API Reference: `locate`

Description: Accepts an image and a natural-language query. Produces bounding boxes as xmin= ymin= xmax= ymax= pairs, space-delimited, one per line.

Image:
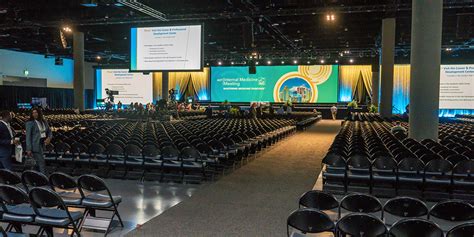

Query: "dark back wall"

xmin=0 ymin=85 xmax=94 ymax=109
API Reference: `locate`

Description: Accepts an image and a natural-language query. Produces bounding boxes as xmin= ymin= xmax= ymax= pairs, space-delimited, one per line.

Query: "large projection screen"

xmin=130 ymin=25 xmax=203 ymax=71
xmin=211 ymin=65 xmax=338 ymax=103
xmin=95 ymin=69 xmax=153 ymax=104
xmin=440 ymin=64 xmax=474 ymax=109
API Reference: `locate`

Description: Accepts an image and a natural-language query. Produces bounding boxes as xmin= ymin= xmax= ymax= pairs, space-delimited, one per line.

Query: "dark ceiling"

xmin=0 ymin=0 xmax=473 ymax=65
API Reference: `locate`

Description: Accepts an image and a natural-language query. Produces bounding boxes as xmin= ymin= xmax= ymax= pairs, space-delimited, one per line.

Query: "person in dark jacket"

xmin=25 ymin=108 xmax=52 ymax=174
xmin=0 ymin=111 xmax=18 ymax=169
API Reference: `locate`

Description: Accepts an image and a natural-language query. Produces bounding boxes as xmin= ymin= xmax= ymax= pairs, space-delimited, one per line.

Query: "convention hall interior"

xmin=0 ymin=0 xmax=473 ymax=236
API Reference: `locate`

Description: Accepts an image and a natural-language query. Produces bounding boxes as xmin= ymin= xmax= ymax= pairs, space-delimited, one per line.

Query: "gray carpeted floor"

xmin=127 ymin=120 xmax=341 ymax=237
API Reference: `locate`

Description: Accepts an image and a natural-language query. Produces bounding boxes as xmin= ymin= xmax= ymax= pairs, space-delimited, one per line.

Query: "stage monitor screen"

xmin=211 ymin=65 xmax=339 ymax=103
xmin=130 ymin=25 xmax=203 ymax=71
xmin=95 ymin=69 xmax=153 ymax=104
xmin=440 ymin=65 xmax=474 ymax=109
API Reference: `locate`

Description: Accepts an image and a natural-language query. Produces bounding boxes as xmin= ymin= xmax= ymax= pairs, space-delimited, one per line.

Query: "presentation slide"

xmin=96 ymin=69 xmax=153 ymax=104
xmin=130 ymin=25 xmax=202 ymax=71
xmin=440 ymin=65 xmax=474 ymax=109
xmin=211 ymin=65 xmax=338 ymax=103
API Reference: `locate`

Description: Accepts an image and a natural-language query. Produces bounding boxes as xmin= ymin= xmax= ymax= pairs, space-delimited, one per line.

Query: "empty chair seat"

xmin=446 ymin=223 xmax=474 ymax=237
xmin=338 ymin=193 xmax=383 ymax=219
xmin=49 ymin=172 xmax=83 ymax=206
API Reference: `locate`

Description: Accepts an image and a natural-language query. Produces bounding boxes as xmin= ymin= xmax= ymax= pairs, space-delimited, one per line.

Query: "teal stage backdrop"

xmin=211 ymin=65 xmax=338 ymax=103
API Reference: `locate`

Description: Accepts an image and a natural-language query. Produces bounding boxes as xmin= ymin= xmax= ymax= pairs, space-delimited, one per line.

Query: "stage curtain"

xmin=190 ymin=67 xmax=210 ymax=101
xmin=392 ymin=65 xmax=411 ymax=114
xmin=339 ymin=65 xmax=372 ymax=102
xmin=152 ymin=72 xmax=163 ymax=101
xmin=169 ymin=72 xmax=191 ymax=100
xmin=353 ymin=72 xmax=370 ymax=104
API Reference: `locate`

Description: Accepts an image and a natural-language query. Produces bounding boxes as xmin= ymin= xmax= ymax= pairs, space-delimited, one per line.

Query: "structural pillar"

xmin=379 ymin=18 xmax=396 ymax=118
xmin=409 ymin=0 xmax=443 ymax=141
xmin=73 ymin=32 xmax=85 ymax=111
xmin=162 ymin=72 xmax=169 ymax=100
xmin=371 ymin=62 xmax=380 ymax=106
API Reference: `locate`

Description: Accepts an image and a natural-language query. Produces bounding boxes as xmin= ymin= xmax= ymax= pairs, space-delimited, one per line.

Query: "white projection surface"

xmin=440 ymin=65 xmax=474 ymax=109
xmin=97 ymin=69 xmax=152 ymax=104
xmin=130 ymin=25 xmax=202 ymax=71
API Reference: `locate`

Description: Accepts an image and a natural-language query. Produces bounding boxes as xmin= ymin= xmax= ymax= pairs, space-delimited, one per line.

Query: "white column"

xmin=409 ymin=0 xmax=443 ymax=141
xmin=379 ymin=18 xmax=396 ymax=118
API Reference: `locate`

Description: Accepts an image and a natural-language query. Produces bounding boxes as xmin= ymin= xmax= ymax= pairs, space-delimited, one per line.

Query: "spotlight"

xmin=349 ymin=58 xmax=354 ymax=63
xmin=445 ymin=48 xmax=452 ymax=52
xmin=217 ymin=61 xmax=222 ymax=65
xmin=255 ymin=61 xmax=259 ymax=65
xmin=293 ymin=60 xmax=298 ymax=64
xmin=281 ymin=61 xmax=285 ymax=64
xmin=206 ymin=62 xmax=209 ymax=66
xmin=320 ymin=59 xmax=325 ymax=64
xmin=96 ymin=55 xmax=101 ymax=60
xmin=267 ymin=60 xmax=272 ymax=65
xmin=331 ymin=14 xmax=335 ymax=21
xmin=335 ymin=60 xmax=339 ymax=63
xmin=62 ymin=26 xmax=72 ymax=33
xmin=231 ymin=61 xmax=234 ymax=65
xmin=307 ymin=61 xmax=311 ymax=64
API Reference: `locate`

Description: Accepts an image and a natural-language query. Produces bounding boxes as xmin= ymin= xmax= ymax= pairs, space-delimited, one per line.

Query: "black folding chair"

xmin=0 ymin=185 xmax=35 ymax=233
xmin=389 ymin=218 xmax=443 ymax=237
xmin=21 ymin=170 xmax=50 ymax=192
xmin=29 ymin=187 xmax=83 ymax=237
xmin=49 ymin=172 xmax=83 ymax=206
xmin=77 ymin=174 xmax=123 ymax=234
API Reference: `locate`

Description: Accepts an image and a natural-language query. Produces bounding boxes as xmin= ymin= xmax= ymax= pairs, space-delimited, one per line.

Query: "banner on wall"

xmin=211 ymin=65 xmax=338 ymax=103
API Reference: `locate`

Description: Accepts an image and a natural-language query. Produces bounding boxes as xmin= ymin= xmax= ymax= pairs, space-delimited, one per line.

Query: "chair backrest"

xmin=446 ymin=223 xmax=474 ymax=237
xmin=0 ymin=184 xmax=29 ymax=205
xmin=389 ymin=218 xmax=443 ymax=237
xmin=322 ymin=153 xmax=346 ymax=167
xmin=29 ymin=187 xmax=64 ymax=208
xmin=453 ymin=159 xmax=474 ymax=175
xmin=124 ymin=144 xmax=142 ymax=157
xmin=446 ymin=154 xmax=469 ymax=166
xmin=106 ymin=143 xmax=124 ymax=156
xmin=339 ymin=193 xmax=382 ymax=218
xmin=88 ymin=143 xmax=105 ymax=155
xmin=425 ymin=158 xmax=453 ymax=174
xmin=347 ymin=155 xmax=371 ymax=169
xmin=161 ymin=145 xmax=179 ymax=159
xmin=336 ymin=213 xmax=387 ymax=237
xmin=286 ymin=208 xmax=335 ymax=236
xmin=0 ymin=169 xmax=21 ymax=185
xmin=429 ymin=200 xmax=474 ymax=222
xmin=142 ymin=145 xmax=160 ymax=157
xmin=21 ymin=170 xmax=50 ymax=192
xmin=49 ymin=172 xmax=78 ymax=190
xmin=179 ymin=147 xmax=201 ymax=160
xmin=372 ymin=156 xmax=397 ymax=170
xmin=383 ymin=196 xmax=428 ymax=218
xmin=298 ymin=190 xmax=339 ymax=210
xmin=398 ymin=157 xmax=424 ymax=172
xmin=78 ymin=174 xmax=107 ymax=192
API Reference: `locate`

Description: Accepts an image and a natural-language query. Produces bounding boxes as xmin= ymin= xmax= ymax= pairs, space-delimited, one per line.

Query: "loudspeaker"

xmin=249 ymin=65 xmax=256 ymax=74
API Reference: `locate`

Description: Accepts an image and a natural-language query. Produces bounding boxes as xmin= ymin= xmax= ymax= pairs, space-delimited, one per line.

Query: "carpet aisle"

xmin=127 ymin=120 xmax=341 ymax=237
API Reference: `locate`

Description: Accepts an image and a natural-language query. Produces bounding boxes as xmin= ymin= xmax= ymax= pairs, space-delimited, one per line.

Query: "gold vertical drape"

xmin=152 ymin=68 xmax=210 ymax=101
xmin=339 ymin=65 xmax=373 ymax=102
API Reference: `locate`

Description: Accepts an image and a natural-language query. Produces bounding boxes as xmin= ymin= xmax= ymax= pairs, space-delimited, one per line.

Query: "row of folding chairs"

xmin=0 ymin=169 xmax=123 ymax=236
xmin=287 ymin=191 xmax=474 ymax=236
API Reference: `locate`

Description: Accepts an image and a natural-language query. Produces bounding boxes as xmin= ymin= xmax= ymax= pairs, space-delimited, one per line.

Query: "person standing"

xmin=25 ymin=108 xmax=52 ymax=174
xmin=0 ymin=111 xmax=18 ymax=169
xmin=331 ymin=104 xmax=338 ymax=120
